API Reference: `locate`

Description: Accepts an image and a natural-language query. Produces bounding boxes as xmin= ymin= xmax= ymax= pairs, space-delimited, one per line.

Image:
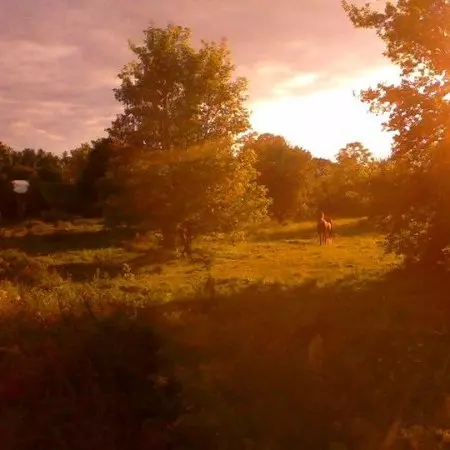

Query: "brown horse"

xmin=317 ymin=212 xmax=333 ymax=245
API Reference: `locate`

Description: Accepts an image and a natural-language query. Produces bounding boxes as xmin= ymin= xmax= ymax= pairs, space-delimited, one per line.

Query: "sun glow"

xmin=249 ymin=66 xmax=401 ymax=160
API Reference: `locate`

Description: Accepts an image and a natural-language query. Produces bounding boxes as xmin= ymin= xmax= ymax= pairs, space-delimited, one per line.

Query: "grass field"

xmin=0 ymin=217 xmax=449 ymax=449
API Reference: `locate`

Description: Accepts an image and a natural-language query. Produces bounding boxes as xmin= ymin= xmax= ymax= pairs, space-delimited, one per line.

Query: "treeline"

xmin=0 ymin=139 xmax=111 ymax=220
xmin=0 ymin=135 xmax=388 ymax=224
xmin=3 ymin=0 xmax=450 ymax=267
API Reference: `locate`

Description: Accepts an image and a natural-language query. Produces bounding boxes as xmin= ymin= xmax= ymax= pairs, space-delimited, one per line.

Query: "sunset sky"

xmin=0 ymin=0 xmax=400 ymax=160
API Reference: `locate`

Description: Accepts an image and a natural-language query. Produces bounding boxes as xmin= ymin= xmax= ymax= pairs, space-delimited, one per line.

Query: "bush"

xmin=0 ymin=301 xmax=183 ymax=450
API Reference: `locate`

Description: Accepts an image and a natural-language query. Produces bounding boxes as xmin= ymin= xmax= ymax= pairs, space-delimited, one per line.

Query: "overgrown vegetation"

xmin=0 ymin=218 xmax=449 ymax=449
xmin=343 ymin=0 xmax=450 ymax=265
xmin=2 ymin=1 xmax=450 ymax=447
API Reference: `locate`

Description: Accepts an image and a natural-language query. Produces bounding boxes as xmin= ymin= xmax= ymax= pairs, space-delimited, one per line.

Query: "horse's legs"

xmin=318 ymin=224 xmax=326 ymax=245
xmin=323 ymin=224 xmax=329 ymax=245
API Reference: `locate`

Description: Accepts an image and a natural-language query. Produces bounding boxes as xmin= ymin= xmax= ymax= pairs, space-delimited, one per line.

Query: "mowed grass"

xmin=0 ymin=217 xmax=449 ymax=449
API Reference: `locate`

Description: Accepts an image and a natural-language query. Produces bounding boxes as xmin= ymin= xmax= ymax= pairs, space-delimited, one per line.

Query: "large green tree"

xmin=366 ymin=156 xmax=397 ymax=219
xmin=343 ymin=0 xmax=450 ymax=265
xmin=62 ymin=144 xmax=91 ymax=183
xmin=108 ymin=138 xmax=268 ymax=254
xmin=106 ymin=24 xmax=268 ymax=248
xmin=108 ymin=24 xmax=249 ymax=155
xmin=244 ymin=133 xmax=314 ymax=222
xmin=309 ymin=157 xmax=335 ymax=214
xmin=333 ymin=142 xmax=375 ymax=216
xmin=309 ymin=143 xmax=375 ymax=218
xmin=75 ymin=138 xmax=114 ymax=216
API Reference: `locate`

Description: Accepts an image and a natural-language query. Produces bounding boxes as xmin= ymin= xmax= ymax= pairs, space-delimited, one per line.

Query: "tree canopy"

xmin=243 ymin=133 xmax=314 ymax=223
xmin=105 ymin=24 xmax=268 ymax=248
xmin=108 ymin=24 xmax=250 ymax=155
xmin=343 ymin=0 xmax=450 ymax=265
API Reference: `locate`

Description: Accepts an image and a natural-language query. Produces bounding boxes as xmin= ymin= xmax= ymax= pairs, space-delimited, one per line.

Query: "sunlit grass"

xmin=0 ymin=217 xmax=448 ymax=449
xmin=1 ymin=217 xmax=399 ymax=295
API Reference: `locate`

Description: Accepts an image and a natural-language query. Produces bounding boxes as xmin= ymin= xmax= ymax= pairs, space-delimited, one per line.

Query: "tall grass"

xmin=0 ymin=218 xmax=448 ymax=449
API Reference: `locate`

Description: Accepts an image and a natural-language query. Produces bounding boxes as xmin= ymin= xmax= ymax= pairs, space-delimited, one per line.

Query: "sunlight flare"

xmin=250 ymin=65 xmax=401 ymax=159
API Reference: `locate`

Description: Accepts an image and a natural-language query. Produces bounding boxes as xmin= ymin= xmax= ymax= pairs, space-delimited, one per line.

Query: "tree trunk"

xmin=178 ymin=224 xmax=194 ymax=259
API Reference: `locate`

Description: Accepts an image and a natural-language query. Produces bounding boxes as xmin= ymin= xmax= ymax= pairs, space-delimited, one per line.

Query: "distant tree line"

xmin=0 ymin=134 xmax=386 ymax=224
xmin=0 ymin=139 xmax=111 ymax=221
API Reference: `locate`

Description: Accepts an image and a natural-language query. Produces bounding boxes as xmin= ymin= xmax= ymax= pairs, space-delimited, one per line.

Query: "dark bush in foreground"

xmin=0 ymin=303 xmax=182 ymax=450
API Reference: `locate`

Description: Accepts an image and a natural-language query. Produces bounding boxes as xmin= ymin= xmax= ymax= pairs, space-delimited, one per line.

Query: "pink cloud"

xmin=0 ymin=0 xmax=391 ymax=155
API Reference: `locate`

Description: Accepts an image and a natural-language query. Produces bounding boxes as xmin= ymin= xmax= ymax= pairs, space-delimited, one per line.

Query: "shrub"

xmin=0 ymin=301 xmax=183 ymax=450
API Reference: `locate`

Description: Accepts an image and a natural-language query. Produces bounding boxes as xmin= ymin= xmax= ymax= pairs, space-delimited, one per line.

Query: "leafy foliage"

xmin=76 ymin=138 xmax=114 ymax=217
xmin=332 ymin=142 xmax=375 ymax=216
xmin=343 ymin=0 xmax=450 ymax=265
xmin=105 ymin=138 xmax=270 ymax=250
xmin=105 ymin=24 xmax=268 ymax=247
xmin=243 ymin=133 xmax=314 ymax=222
xmin=108 ymin=23 xmax=250 ymax=152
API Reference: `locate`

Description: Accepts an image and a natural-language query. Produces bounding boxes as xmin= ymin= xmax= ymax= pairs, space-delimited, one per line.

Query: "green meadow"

xmin=0 ymin=218 xmax=448 ymax=449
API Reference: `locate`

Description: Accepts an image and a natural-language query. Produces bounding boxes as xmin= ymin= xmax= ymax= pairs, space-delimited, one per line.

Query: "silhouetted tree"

xmin=344 ymin=0 xmax=450 ymax=265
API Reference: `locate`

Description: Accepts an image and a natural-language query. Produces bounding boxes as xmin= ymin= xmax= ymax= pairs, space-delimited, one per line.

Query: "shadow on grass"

xmin=152 ymin=266 xmax=450 ymax=449
xmin=127 ymin=247 xmax=214 ymax=272
xmin=2 ymin=265 xmax=450 ymax=449
xmin=0 ymin=228 xmax=135 ymax=255
xmin=52 ymin=247 xmax=176 ymax=281
xmin=53 ymin=247 xmax=204 ymax=281
xmin=54 ymin=261 xmax=125 ymax=282
xmin=128 ymin=248 xmax=177 ymax=268
xmin=253 ymin=218 xmax=380 ymax=242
